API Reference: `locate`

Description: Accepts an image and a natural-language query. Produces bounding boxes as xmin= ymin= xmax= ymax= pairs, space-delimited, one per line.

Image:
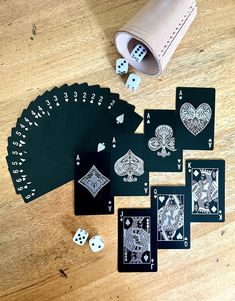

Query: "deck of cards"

xmin=6 ymin=83 xmax=142 ymax=202
xmin=6 ymin=85 xmax=225 ymax=272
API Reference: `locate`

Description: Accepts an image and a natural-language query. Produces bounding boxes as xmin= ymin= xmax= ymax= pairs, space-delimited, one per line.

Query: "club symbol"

xmin=148 ymin=125 xmax=176 ymax=157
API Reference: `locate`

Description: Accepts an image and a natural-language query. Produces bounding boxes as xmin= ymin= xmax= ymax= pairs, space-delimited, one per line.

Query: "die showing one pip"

xmin=116 ymin=58 xmax=128 ymax=74
xmin=131 ymin=44 xmax=147 ymax=62
xmin=126 ymin=73 xmax=141 ymax=91
xmin=89 ymin=235 xmax=104 ymax=252
xmin=73 ymin=228 xmax=89 ymax=246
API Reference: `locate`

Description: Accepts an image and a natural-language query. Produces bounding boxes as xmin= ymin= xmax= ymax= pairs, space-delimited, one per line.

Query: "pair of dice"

xmin=73 ymin=228 xmax=104 ymax=253
xmin=116 ymin=60 xmax=141 ymax=91
xmin=116 ymin=44 xmax=147 ymax=91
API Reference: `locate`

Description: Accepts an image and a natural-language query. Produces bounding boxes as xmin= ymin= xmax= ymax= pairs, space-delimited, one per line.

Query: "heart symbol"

xmin=159 ymin=196 xmax=165 ymax=202
xmin=180 ymin=102 xmax=212 ymax=136
xmin=97 ymin=143 xmax=105 ymax=152
xmin=116 ymin=114 xmax=124 ymax=124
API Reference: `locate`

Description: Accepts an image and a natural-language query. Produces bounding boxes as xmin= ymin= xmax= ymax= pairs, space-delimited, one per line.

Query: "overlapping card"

xmin=6 ymin=83 xmax=142 ymax=202
xmin=6 ymin=84 xmax=226 ymax=273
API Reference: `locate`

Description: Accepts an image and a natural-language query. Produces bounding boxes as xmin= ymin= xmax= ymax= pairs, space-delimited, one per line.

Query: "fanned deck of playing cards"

xmin=6 ymin=83 xmax=142 ymax=202
xmin=6 ymin=82 xmax=226 ymax=272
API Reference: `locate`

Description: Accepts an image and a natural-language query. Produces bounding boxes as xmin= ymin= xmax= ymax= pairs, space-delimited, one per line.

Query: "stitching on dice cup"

xmin=159 ymin=2 xmax=197 ymax=58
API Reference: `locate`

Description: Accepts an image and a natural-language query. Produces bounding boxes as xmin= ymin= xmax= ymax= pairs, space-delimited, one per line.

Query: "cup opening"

xmin=115 ymin=32 xmax=160 ymax=76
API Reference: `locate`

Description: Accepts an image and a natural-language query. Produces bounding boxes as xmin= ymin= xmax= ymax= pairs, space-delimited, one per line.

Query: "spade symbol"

xmin=144 ymin=254 xmax=149 ymax=261
xmin=125 ymin=219 xmax=130 ymax=226
xmin=177 ymin=233 xmax=183 ymax=240
xmin=114 ymin=149 xmax=144 ymax=182
xmin=116 ymin=114 xmax=124 ymax=124
xmin=97 ymin=142 xmax=105 ymax=152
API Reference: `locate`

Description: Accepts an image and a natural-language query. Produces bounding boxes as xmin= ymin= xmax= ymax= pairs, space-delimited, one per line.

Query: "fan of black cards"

xmin=6 ymin=83 xmax=142 ymax=202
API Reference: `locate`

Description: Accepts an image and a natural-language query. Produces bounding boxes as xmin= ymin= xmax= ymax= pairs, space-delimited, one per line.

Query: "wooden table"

xmin=0 ymin=0 xmax=235 ymax=300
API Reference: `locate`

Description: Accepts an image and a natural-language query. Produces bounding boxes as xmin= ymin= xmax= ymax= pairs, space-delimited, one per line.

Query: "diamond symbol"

xmin=193 ymin=170 xmax=199 ymax=177
xmin=78 ymin=165 xmax=110 ymax=198
xmin=211 ymin=206 xmax=217 ymax=213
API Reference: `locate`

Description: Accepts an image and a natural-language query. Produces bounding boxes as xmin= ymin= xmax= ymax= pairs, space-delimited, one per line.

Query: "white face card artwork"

xmin=192 ymin=168 xmax=219 ymax=215
xmin=123 ymin=216 xmax=151 ymax=265
xmin=157 ymin=194 xmax=184 ymax=241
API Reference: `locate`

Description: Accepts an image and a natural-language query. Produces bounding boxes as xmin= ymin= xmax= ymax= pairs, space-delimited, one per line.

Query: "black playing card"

xmin=144 ymin=110 xmax=183 ymax=172
xmin=185 ymin=159 xmax=225 ymax=222
xmin=118 ymin=208 xmax=157 ymax=272
xmin=110 ymin=134 xmax=149 ymax=196
xmin=75 ymin=151 xmax=114 ymax=215
xmin=6 ymin=153 xmax=73 ymax=202
xmin=151 ymin=186 xmax=190 ymax=249
xmin=7 ymin=83 xmax=143 ymax=202
xmin=175 ymin=87 xmax=215 ymax=150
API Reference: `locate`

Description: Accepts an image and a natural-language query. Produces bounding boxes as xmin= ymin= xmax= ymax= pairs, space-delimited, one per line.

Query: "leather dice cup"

xmin=115 ymin=0 xmax=197 ymax=76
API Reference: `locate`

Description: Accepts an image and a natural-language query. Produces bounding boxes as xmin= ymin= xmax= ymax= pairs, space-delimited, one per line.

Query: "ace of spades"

xmin=110 ymin=134 xmax=149 ymax=196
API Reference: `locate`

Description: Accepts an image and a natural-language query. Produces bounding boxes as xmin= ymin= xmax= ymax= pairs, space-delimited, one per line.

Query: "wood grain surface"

xmin=0 ymin=0 xmax=235 ymax=300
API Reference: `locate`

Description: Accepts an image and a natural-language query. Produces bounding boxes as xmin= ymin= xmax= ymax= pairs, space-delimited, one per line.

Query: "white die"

xmin=131 ymin=44 xmax=147 ymax=62
xmin=126 ymin=73 xmax=141 ymax=91
xmin=89 ymin=235 xmax=104 ymax=252
xmin=73 ymin=228 xmax=89 ymax=246
xmin=116 ymin=58 xmax=128 ymax=74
